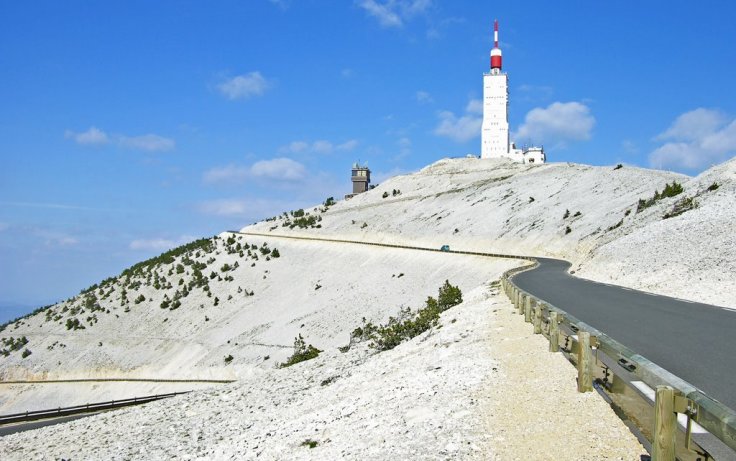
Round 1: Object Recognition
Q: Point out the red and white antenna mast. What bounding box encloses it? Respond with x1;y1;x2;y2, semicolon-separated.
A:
490;19;503;73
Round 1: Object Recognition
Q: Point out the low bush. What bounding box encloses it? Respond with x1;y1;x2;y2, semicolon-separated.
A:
280;335;321;368
637;181;684;212
663;197;698;219
348;280;463;352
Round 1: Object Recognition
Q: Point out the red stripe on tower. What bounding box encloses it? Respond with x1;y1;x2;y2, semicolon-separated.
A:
490;19;502;70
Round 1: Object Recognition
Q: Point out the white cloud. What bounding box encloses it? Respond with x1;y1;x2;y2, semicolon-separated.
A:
203;164;250;184
64;127;110;146
203;157;313;185
278;139;358;154
119;134;175;152
65;127;174;152
655;108;726;142
32;229;78;247
250;158;306;180
312;140;334;154
129;235;194;252
357;0;432;28
217;72;272;100
268;0;288;9
337;139;359;151
621;139;639;154
513;101;595;146
196;197;308;219
416;91;433;104
434;110;482;143
649;108;736;171
465;98;483;114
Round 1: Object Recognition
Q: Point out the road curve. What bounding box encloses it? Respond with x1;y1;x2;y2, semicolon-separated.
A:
512;258;736;410
233;232;736;410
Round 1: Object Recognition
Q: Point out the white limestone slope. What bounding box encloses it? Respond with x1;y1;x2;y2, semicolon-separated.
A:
1;155;732;459
247;157;736;306
0;236;504;413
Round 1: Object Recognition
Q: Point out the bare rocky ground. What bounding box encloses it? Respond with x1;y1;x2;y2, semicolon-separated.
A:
0;283;645;460
2;156;733;459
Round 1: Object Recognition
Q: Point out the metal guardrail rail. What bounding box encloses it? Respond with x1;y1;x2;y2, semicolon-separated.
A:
0;391;190;426
232;230;736;460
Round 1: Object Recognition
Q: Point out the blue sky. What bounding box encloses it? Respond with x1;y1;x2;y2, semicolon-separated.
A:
1;0;735;321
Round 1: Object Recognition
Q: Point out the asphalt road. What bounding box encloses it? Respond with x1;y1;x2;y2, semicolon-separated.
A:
512;258;736;410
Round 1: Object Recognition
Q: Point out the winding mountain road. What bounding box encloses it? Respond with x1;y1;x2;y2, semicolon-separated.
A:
234;231;736;410
512;258;736;410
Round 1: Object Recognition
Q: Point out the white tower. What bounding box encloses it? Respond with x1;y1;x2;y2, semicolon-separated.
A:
481;20;509;159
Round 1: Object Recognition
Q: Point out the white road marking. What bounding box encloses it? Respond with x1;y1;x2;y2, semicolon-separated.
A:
630;381;706;434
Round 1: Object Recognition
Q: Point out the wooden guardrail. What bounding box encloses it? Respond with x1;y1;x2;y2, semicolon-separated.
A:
0;392;190;425
501;267;736;461
231;230;736;460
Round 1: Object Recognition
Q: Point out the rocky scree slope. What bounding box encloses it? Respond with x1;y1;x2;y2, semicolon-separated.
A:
0;233;502;413
247;157;735;306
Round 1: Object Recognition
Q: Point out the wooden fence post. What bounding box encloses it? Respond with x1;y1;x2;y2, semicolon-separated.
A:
533;303;542;334
524;297;532;323
653;386;676;461
518;293;525;315
577;331;592;392
549;311;559;352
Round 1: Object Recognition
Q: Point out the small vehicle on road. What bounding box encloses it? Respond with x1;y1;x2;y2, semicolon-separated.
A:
440;245;450;252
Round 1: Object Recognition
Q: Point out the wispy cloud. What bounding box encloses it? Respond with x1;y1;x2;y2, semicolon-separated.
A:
203;157;308;185
32;229;79;247
129;235;195;252
65;127;174;152
267;0;289;9
513;101;595;147
64;127;110;146
649;108;736;171
433;98;483;143
0;201;112;212
196;197;307;218
357;0;432;28
278;139;359;155
203;164;250;184
416;90;433;104
119;134;175;152
251;158;306;180
217;72;272;100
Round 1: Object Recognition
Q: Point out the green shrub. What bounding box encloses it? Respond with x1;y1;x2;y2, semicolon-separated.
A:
21;349;32;358
707;182;719;192
637;181;684;212
323;197;335;207
663;197;698;219
301;439;319;449
176;264;185;274
565;226;571;234
563;209;570;219
280;335;321;368
224;354;233;364
271;248;280;258
607;219;623;231
349;281;463;352
134;294;146;304
614;163;623;170
382;192;389;198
